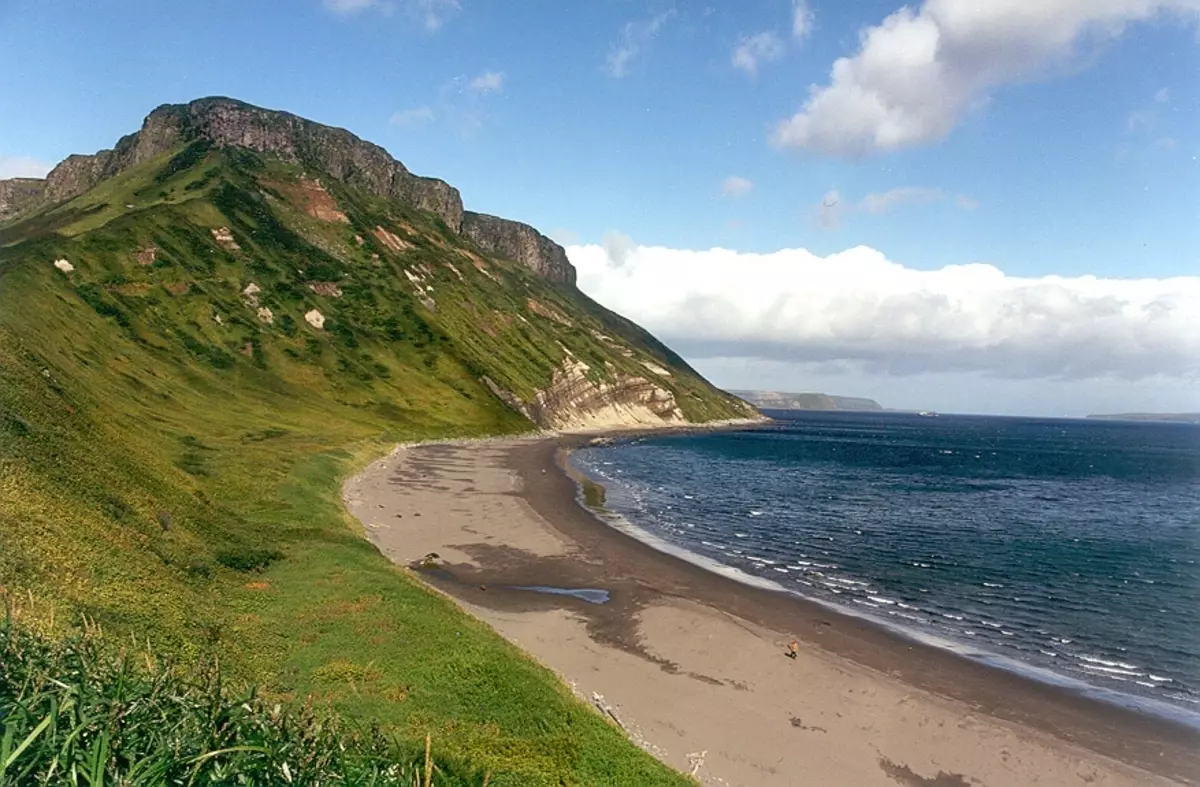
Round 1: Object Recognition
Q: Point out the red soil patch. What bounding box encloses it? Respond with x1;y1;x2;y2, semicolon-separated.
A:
266;177;349;223
372;225;413;252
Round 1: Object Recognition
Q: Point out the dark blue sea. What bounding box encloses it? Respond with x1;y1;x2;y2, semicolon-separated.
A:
570;411;1200;726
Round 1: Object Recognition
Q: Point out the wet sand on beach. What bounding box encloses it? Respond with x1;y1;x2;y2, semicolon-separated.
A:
343;437;1199;787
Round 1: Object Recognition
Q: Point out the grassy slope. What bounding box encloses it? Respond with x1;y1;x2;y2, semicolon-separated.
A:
0;146;732;785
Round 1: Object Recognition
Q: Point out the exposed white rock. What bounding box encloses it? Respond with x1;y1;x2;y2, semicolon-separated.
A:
211;226;240;250
53;259;74;273
522;358;686;431
256;307;274;324
641;360;672;378
304;309;325;329
242;282;261;307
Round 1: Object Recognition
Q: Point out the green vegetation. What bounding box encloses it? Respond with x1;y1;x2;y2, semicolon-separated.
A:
581;479;608;510
0;616;486;785
0;133;743;784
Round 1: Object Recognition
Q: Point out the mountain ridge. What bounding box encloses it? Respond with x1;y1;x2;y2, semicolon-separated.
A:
0;96;575;284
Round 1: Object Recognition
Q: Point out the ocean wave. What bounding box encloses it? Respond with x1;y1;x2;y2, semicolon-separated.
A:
1080;664;1145;678
1078;655;1141;671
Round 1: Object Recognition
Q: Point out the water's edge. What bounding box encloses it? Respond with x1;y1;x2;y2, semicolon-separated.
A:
563;438;1200;732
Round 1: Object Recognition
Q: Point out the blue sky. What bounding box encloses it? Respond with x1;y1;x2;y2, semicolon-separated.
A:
2;0;1197;414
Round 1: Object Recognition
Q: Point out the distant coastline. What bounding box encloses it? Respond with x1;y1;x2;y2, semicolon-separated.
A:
731;389;883;412
1086;413;1200;423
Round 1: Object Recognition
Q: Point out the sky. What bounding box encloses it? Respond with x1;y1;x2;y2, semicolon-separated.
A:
1;0;1197;416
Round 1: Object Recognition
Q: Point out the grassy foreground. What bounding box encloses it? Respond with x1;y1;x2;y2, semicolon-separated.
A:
0;139;705;783
1;616;487;785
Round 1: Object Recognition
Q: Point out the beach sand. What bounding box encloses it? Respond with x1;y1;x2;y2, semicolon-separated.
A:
343;437;1200;787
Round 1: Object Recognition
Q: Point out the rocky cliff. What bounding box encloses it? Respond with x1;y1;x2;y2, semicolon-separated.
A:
0;178;46;222
0;97;572;284
486;358;687;431
462;212;576;285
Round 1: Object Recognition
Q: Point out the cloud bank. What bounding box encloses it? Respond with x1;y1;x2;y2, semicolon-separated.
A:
566;241;1200;381
772;0;1200;156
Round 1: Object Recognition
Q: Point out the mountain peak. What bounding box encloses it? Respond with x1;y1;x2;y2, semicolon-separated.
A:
1;97;575;284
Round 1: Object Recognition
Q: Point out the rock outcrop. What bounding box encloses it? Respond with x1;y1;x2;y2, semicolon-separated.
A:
462;212;575;286
487;358;686;431
0;178;47;222
0;97;575;286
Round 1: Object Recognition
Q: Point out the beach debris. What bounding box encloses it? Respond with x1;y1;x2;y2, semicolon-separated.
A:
591;692;627;731
479;585;487;591
785;638;799;659
686;750;708;777
417;552;440;569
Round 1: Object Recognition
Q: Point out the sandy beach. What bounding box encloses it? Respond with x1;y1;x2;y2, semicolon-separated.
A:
343;437;1200;787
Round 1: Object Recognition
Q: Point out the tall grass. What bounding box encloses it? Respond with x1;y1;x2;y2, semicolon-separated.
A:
0;616;486;786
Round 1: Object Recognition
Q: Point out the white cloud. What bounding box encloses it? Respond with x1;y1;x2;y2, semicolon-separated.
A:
324;0;378;12
859;186;946;213
816;186;973;227
792;0;814;40
1126;108;1155;133
721;176;754;197
548;228;579;245
606;11;675;78
772;0;1200;156
816;189;844;228
323;0;459;30
566;240;1200;381
389;106;435;126
0;155;52;179
469;70;505;93
1154;87;1171;103
732;31;785;76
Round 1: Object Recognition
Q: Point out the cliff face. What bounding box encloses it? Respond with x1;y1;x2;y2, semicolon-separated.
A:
461;212;576;286
0;178;46;222
486;359;685;431
2;97;572;285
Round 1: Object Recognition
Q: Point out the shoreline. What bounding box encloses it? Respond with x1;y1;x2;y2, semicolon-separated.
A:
561;438;1200;733
344;433;1200;786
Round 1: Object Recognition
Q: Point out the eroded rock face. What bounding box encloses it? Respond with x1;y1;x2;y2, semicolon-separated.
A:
0;178;47;222
487;358;685;431
461;212;575;286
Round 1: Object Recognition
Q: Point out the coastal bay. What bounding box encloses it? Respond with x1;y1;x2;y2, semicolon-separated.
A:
344;436;1199;787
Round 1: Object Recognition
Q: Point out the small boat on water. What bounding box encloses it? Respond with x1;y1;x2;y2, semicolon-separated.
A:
918;411;939;417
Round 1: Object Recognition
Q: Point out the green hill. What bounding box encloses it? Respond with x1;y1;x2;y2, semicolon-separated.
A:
0;97;754;784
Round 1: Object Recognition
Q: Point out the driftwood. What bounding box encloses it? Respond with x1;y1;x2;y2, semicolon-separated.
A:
591;691;627;731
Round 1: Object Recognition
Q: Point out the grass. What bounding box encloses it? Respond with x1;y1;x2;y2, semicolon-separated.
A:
0;615;487;785
0;140;743;784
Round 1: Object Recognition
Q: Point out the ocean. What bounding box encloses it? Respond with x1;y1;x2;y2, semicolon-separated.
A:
569;411;1200;725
